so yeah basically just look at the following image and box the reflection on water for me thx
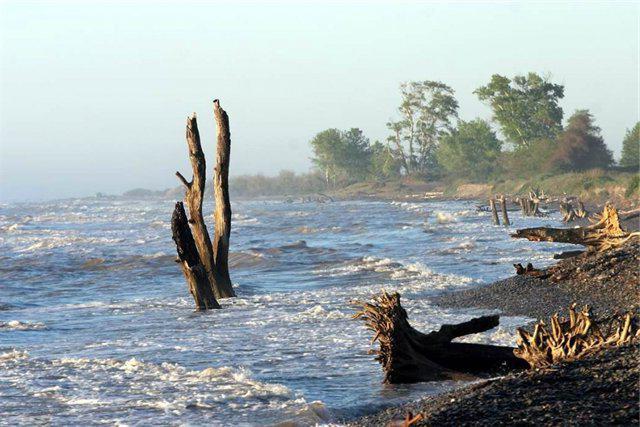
[0,198,571,425]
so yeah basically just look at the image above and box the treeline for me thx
[230,170,327,197]
[310,72,640,185]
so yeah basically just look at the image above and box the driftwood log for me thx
[172,100,236,309]
[353,291,527,384]
[515,304,637,368]
[512,204,640,252]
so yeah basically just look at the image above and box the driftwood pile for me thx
[515,304,637,368]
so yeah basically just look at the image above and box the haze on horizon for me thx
[0,1,638,201]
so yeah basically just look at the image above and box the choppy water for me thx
[0,198,572,425]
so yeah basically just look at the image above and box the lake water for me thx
[0,197,570,425]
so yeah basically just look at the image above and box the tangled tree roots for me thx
[515,304,637,368]
[512,204,640,252]
[353,291,528,384]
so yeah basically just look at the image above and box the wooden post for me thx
[499,195,510,226]
[212,99,236,298]
[489,199,500,225]
[171,202,220,310]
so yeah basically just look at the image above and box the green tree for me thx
[387,81,459,176]
[370,141,402,179]
[549,110,613,172]
[474,73,564,148]
[436,119,502,181]
[310,128,371,185]
[620,122,639,169]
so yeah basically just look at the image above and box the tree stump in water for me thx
[489,199,500,225]
[498,195,510,226]
[172,100,236,309]
[353,291,528,384]
[171,202,220,310]
[512,204,640,252]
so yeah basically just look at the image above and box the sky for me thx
[0,1,638,201]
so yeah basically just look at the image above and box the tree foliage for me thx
[436,119,502,181]
[620,122,639,169]
[549,110,613,172]
[387,81,458,176]
[475,73,564,148]
[310,128,371,185]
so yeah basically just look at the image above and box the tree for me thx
[474,73,564,148]
[620,122,639,169]
[370,141,402,179]
[436,119,502,181]
[310,128,371,185]
[549,110,613,172]
[387,81,459,176]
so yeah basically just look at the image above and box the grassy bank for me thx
[323,169,639,207]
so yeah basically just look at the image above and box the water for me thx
[0,198,572,425]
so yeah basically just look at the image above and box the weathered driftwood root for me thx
[173,101,236,309]
[512,204,640,252]
[560,199,588,222]
[515,304,637,368]
[353,291,528,384]
[171,202,220,310]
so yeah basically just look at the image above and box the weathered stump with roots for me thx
[515,304,637,368]
[512,204,640,252]
[353,291,528,384]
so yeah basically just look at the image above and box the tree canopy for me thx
[474,73,564,148]
[387,81,458,176]
[620,122,639,169]
[310,128,372,184]
[549,110,613,172]
[436,119,502,181]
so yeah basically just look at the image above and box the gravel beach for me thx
[348,239,639,426]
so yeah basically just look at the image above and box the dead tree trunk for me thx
[171,202,220,310]
[173,100,236,308]
[211,100,235,298]
[353,291,528,384]
[489,199,500,225]
[498,195,510,226]
[512,204,640,252]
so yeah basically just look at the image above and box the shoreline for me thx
[346,239,639,426]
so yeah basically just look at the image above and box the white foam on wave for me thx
[435,211,456,224]
[0,320,46,331]
[0,353,329,423]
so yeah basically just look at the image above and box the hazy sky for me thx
[1,1,638,201]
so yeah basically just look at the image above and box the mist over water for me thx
[0,198,573,425]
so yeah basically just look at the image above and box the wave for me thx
[0,320,46,331]
[0,353,329,424]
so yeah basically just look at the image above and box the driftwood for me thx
[560,199,588,223]
[512,204,640,252]
[171,202,220,310]
[353,291,527,384]
[515,304,637,368]
[173,101,236,309]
